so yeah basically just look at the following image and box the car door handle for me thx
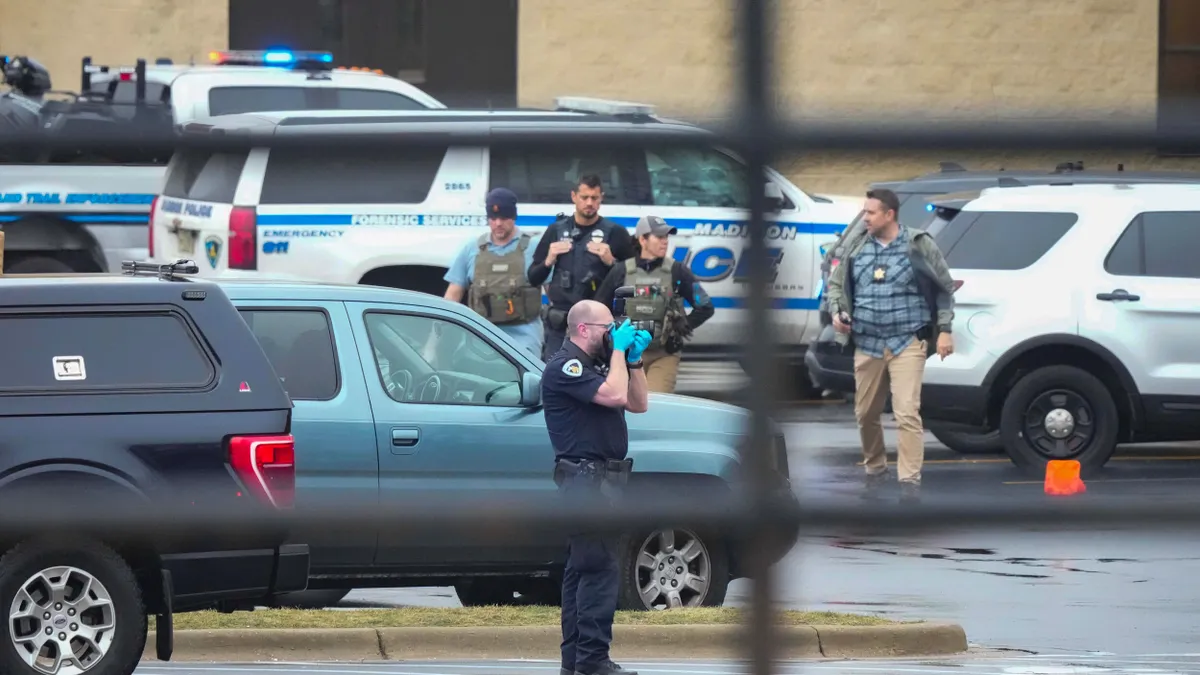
[391,428,420,447]
[1096,289,1141,302]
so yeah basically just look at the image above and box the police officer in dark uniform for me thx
[542,299,652,675]
[527,174,636,361]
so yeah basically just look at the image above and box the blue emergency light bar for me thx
[208,50,334,69]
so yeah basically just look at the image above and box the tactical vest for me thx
[623,257,683,351]
[469,233,542,325]
[546,216,620,309]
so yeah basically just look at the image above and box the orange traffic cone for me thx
[1044,459,1086,496]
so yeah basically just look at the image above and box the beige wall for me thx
[519,0,1200,195]
[0,0,227,91]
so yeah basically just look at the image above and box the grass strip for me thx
[174,606,897,630]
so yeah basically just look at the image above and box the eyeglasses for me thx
[579,322,614,330]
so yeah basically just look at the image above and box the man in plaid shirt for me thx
[824,188,957,504]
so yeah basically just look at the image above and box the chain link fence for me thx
[5,0,1200,673]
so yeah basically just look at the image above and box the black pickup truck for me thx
[0,261,309,675]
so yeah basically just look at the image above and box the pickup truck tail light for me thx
[148,195,158,255]
[228,206,258,270]
[229,434,295,509]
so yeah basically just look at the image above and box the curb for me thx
[142,623,967,662]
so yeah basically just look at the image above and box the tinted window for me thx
[363,312,522,407]
[208,87,425,116]
[0,312,214,393]
[644,146,749,208]
[162,150,248,202]
[1105,212,1200,279]
[897,193,939,229]
[111,81,169,104]
[239,310,340,400]
[260,146,446,204]
[937,211,1077,270]
[489,146,650,204]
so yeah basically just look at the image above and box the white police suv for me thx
[920,182,1200,474]
[148,98,863,369]
[0,49,444,275]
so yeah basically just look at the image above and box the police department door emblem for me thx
[562,359,583,377]
[204,236,222,269]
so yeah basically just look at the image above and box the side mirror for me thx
[520,371,542,407]
[764,183,785,213]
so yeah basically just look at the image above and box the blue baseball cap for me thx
[486,187,518,220]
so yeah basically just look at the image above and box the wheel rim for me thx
[9,566,116,675]
[635,529,711,610]
[1021,388,1096,460]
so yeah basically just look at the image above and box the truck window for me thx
[208,86,426,116]
[260,146,447,204]
[238,309,340,401]
[1105,212,1200,279]
[643,146,750,209]
[161,150,248,203]
[363,312,522,407]
[0,311,215,393]
[934,211,1078,271]
[488,146,650,205]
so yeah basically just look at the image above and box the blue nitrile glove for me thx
[610,318,637,353]
[627,329,652,363]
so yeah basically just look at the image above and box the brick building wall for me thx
[519,0,1200,196]
[0,0,227,92]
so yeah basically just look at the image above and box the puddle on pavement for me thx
[821,537,1145,576]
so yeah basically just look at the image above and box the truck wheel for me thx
[999,365,1120,476]
[617,528,728,610]
[928,426,1005,454]
[5,257,75,274]
[0,539,146,675]
[454,579,520,606]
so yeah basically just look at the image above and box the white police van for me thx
[0,49,444,274]
[148,98,863,370]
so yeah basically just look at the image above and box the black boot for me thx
[576,660,639,675]
[860,470,889,501]
[899,481,921,504]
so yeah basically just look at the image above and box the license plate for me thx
[178,230,197,255]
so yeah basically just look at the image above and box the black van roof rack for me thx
[121,259,199,281]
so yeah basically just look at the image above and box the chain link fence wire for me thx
[6,0,1200,673]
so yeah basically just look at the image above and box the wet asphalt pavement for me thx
[339,399,1200,657]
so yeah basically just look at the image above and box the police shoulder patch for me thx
[562,359,583,377]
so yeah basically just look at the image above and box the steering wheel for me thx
[415,373,442,402]
[385,369,413,399]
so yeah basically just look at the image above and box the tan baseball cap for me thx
[634,215,677,237]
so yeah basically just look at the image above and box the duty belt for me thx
[554,458,633,487]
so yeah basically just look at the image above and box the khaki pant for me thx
[642,349,681,393]
[853,338,927,484]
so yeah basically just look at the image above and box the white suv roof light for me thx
[554,96,655,116]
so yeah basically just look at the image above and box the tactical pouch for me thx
[543,306,568,331]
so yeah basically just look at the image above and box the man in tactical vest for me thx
[443,187,544,357]
[594,215,716,393]
[527,174,636,362]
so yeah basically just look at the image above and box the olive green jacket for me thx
[823,226,957,358]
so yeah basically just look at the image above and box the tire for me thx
[270,588,351,609]
[0,539,146,675]
[6,257,75,274]
[999,365,1120,476]
[454,579,520,606]
[617,528,729,611]
[929,426,1005,454]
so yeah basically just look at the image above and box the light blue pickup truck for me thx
[217,279,797,610]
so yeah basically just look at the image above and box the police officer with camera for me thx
[542,299,651,675]
[527,175,636,361]
[594,216,715,393]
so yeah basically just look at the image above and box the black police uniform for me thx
[528,216,635,362]
[542,340,636,675]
